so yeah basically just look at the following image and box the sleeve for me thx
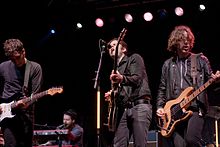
[199,53,213,80]
[30,62,43,94]
[156,61,168,109]
[67,126,83,142]
[121,54,145,87]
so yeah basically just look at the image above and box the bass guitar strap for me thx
[191,53,204,116]
[191,53,197,87]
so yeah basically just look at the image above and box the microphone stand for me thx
[55,131,62,147]
[94,45,105,147]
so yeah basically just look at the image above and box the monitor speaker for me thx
[128,130,161,147]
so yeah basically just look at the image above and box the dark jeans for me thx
[1,114,33,147]
[113,103,152,147]
[161,112,205,147]
[202,116,215,145]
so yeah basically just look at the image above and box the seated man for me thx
[41,109,84,147]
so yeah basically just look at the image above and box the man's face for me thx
[63,114,74,128]
[176,31,191,56]
[107,40,125,59]
[8,50,25,67]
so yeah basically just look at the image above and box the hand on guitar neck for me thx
[211,70,220,82]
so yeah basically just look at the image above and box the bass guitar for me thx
[0,87,63,123]
[158,74,219,137]
[107,28,127,132]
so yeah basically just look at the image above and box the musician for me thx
[104,38,152,147]
[41,109,83,147]
[156,25,220,147]
[0,38,43,146]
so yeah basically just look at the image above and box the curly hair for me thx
[3,38,24,57]
[167,25,195,52]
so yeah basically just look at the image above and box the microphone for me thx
[99,39,107,53]
[100,39,106,44]
[56,124,65,129]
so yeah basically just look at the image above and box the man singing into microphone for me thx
[41,109,84,147]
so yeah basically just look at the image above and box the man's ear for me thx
[22,48,26,56]
[122,47,127,53]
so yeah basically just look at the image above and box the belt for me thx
[127,98,150,108]
[134,99,150,105]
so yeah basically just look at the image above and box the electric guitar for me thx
[107,28,127,132]
[158,74,220,137]
[0,87,63,123]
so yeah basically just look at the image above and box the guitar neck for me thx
[180,77,215,108]
[113,28,127,73]
[8,87,63,109]
[25,90,48,103]
[10,90,48,109]
[113,45,119,73]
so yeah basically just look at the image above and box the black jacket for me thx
[116,53,152,107]
[156,53,213,112]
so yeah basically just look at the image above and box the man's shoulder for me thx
[74,124,83,131]
[0,60,11,65]
[192,52,209,62]
[0,60,12,68]
[164,57,174,64]
[27,60,42,68]
[128,53,143,59]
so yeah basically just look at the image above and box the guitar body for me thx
[159,87,194,137]
[0,101,16,122]
[0,93,23,124]
[158,71,220,137]
[107,90,118,132]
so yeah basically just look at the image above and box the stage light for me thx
[76,23,83,29]
[143,12,153,22]
[175,7,184,16]
[199,4,205,11]
[124,13,133,23]
[50,29,55,34]
[95,18,104,28]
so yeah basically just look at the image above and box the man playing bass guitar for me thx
[104,36,152,147]
[156,25,220,147]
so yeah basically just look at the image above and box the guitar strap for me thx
[191,53,204,116]
[191,53,197,87]
[22,60,31,96]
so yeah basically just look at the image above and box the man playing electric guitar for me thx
[0,38,43,147]
[104,36,152,147]
[156,25,220,147]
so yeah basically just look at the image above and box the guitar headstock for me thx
[118,28,127,42]
[47,87,63,96]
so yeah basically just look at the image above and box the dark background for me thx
[0,0,219,146]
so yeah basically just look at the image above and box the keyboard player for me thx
[39,109,84,147]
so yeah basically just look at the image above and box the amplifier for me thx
[129,130,160,147]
